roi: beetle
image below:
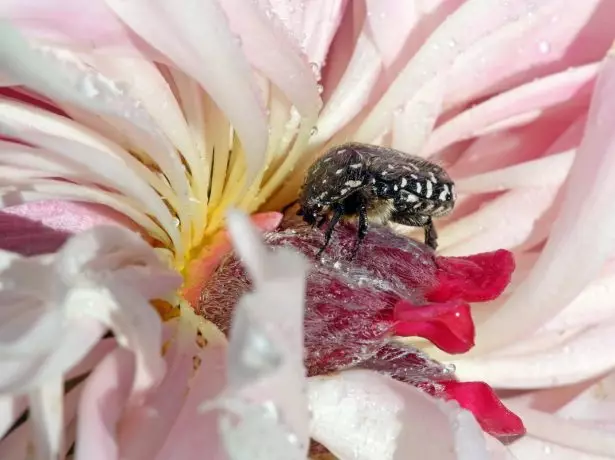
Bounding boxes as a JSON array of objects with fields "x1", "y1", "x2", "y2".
[{"x1": 297, "y1": 142, "x2": 456, "y2": 255}]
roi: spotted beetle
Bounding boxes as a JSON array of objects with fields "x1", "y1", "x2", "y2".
[{"x1": 297, "y1": 142, "x2": 456, "y2": 255}]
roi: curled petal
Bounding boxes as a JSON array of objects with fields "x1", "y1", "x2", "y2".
[
  {"x1": 437, "y1": 381, "x2": 525, "y2": 439},
  {"x1": 394, "y1": 300, "x2": 475, "y2": 354},
  {"x1": 426, "y1": 250, "x2": 515, "y2": 303}
]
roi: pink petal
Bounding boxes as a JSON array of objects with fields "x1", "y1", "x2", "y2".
[
  {"x1": 394, "y1": 299, "x2": 475, "y2": 354},
  {"x1": 439, "y1": 187, "x2": 559, "y2": 255},
  {"x1": 154, "y1": 345, "x2": 228, "y2": 460},
  {"x1": 0, "y1": 0, "x2": 131, "y2": 48},
  {"x1": 0, "y1": 395, "x2": 26, "y2": 439},
  {"x1": 0, "y1": 201, "x2": 138, "y2": 255},
  {"x1": 0, "y1": 421, "x2": 28, "y2": 460},
  {"x1": 426, "y1": 63, "x2": 599, "y2": 155},
  {"x1": 266, "y1": 0, "x2": 347, "y2": 69},
  {"x1": 308, "y1": 370, "x2": 491, "y2": 460},
  {"x1": 218, "y1": 0, "x2": 321, "y2": 118},
  {"x1": 75, "y1": 348, "x2": 135, "y2": 460},
  {"x1": 454, "y1": 150, "x2": 575, "y2": 194},
  {"x1": 443, "y1": 1, "x2": 615, "y2": 111},
  {"x1": 471, "y1": 47, "x2": 615, "y2": 354},
  {"x1": 356, "y1": 0, "x2": 572, "y2": 147},
  {"x1": 450, "y1": 110, "x2": 583, "y2": 179},
  {"x1": 116, "y1": 322, "x2": 197, "y2": 459},
  {"x1": 510, "y1": 437, "x2": 614, "y2": 460},
  {"x1": 364, "y1": 0, "x2": 418, "y2": 67}
]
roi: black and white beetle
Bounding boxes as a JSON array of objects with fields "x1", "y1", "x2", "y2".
[{"x1": 297, "y1": 142, "x2": 456, "y2": 255}]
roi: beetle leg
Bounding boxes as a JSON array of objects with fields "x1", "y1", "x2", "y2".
[
  {"x1": 318, "y1": 203, "x2": 344, "y2": 256},
  {"x1": 389, "y1": 211, "x2": 438, "y2": 250},
  {"x1": 350, "y1": 198, "x2": 369, "y2": 259},
  {"x1": 423, "y1": 217, "x2": 438, "y2": 250}
]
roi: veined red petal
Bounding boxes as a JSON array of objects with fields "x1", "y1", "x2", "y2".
[
  {"x1": 427, "y1": 249, "x2": 515, "y2": 303},
  {"x1": 394, "y1": 299, "x2": 475, "y2": 354}
]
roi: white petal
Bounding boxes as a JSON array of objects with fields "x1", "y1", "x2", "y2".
[
  {"x1": 105, "y1": 0, "x2": 269, "y2": 180},
  {"x1": 28, "y1": 377, "x2": 64, "y2": 460},
  {"x1": 452, "y1": 321, "x2": 615, "y2": 389},
  {"x1": 308, "y1": 370, "x2": 490, "y2": 460},
  {"x1": 220, "y1": 209, "x2": 310, "y2": 458}
]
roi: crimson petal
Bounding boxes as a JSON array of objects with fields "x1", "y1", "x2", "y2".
[
  {"x1": 426, "y1": 249, "x2": 515, "y2": 303},
  {"x1": 394, "y1": 299, "x2": 475, "y2": 354},
  {"x1": 438, "y1": 380, "x2": 526, "y2": 439}
]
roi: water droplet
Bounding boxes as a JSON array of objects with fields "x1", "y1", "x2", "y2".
[
  {"x1": 310, "y1": 126, "x2": 319, "y2": 136},
  {"x1": 172, "y1": 217, "x2": 180, "y2": 228},
  {"x1": 309, "y1": 62, "x2": 322, "y2": 80},
  {"x1": 316, "y1": 84, "x2": 324, "y2": 95},
  {"x1": 538, "y1": 40, "x2": 551, "y2": 54},
  {"x1": 543, "y1": 444, "x2": 552, "y2": 454}
]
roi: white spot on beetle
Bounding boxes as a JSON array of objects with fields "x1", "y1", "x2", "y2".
[
  {"x1": 344, "y1": 180, "x2": 362, "y2": 187},
  {"x1": 439, "y1": 184, "x2": 449, "y2": 201},
  {"x1": 319, "y1": 192, "x2": 327, "y2": 199},
  {"x1": 371, "y1": 178, "x2": 376, "y2": 184},
  {"x1": 413, "y1": 202, "x2": 422, "y2": 210},
  {"x1": 335, "y1": 168, "x2": 344, "y2": 175},
  {"x1": 415, "y1": 182, "x2": 422, "y2": 193},
  {"x1": 322, "y1": 179, "x2": 327, "y2": 184},
  {"x1": 382, "y1": 171, "x2": 389, "y2": 176},
  {"x1": 428, "y1": 172, "x2": 437, "y2": 183},
  {"x1": 338, "y1": 149, "x2": 347, "y2": 153},
  {"x1": 411, "y1": 174, "x2": 418, "y2": 179},
  {"x1": 340, "y1": 188, "x2": 349, "y2": 195},
  {"x1": 425, "y1": 180, "x2": 433, "y2": 198},
  {"x1": 394, "y1": 185, "x2": 399, "y2": 191},
  {"x1": 400, "y1": 178, "x2": 408, "y2": 187},
  {"x1": 405, "y1": 193, "x2": 419, "y2": 202},
  {"x1": 387, "y1": 164, "x2": 394, "y2": 170},
  {"x1": 350, "y1": 163, "x2": 362, "y2": 169}
]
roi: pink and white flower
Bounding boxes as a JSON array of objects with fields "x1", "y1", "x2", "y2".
[{"x1": 1, "y1": 1, "x2": 615, "y2": 459}]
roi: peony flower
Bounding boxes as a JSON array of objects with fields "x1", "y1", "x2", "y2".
[{"x1": 1, "y1": 1, "x2": 615, "y2": 459}]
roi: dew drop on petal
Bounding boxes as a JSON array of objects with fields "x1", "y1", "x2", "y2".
[{"x1": 538, "y1": 40, "x2": 551, "y2": 54}]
